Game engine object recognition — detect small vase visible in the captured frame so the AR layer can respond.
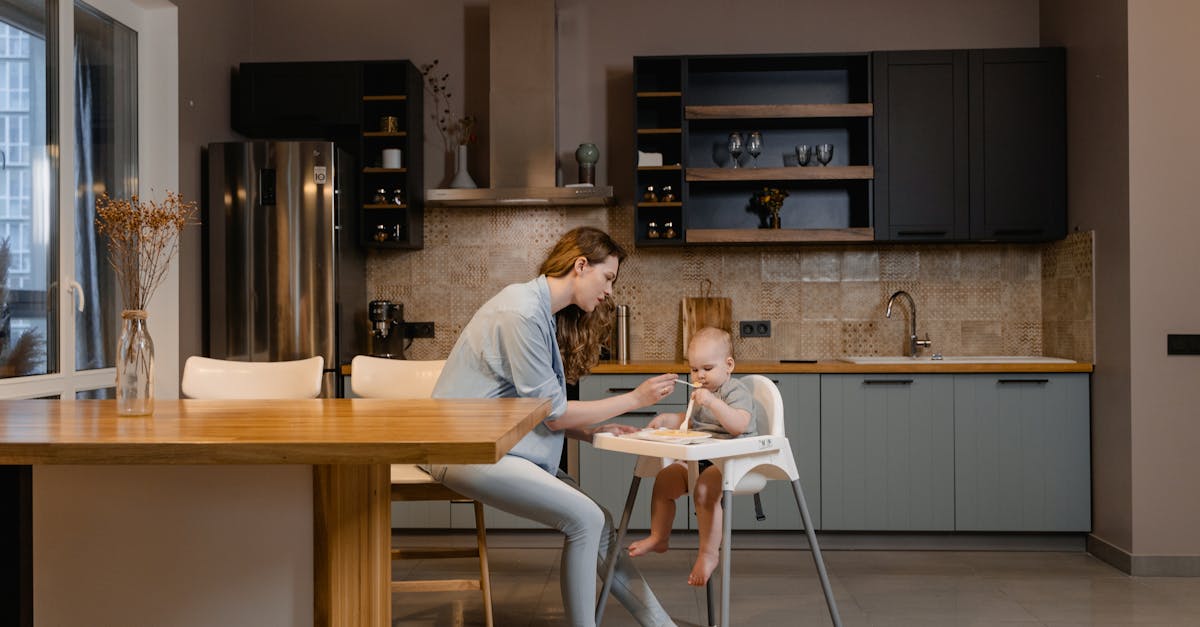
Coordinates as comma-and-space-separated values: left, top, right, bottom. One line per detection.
449, 145, 477, 189
116, 309, 154, 416
770, 209, 782, 229
575, 142, 599, 185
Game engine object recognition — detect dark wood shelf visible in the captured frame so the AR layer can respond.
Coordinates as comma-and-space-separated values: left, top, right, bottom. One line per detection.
362, 95, 408, 102
362, 131, 408, 138
685, 103, 873, 119
638, 165, 682, 171
363, 167, 408, 174
686, 166, 874, 182
637, 201, 682, 207
637, 128, 682, 135
363, 203, 407, 210
637, 91, 682, 98
685, 227, 875, 244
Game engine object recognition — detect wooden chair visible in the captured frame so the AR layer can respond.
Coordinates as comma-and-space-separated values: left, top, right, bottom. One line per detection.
350, 355, 494, 627
181, 356, 324, 399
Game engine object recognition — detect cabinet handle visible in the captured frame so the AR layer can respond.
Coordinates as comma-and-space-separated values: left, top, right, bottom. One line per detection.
607, 387, 636, 393
896, 230, 947, 237
992, 228, 1043, 236
863, 379, 913, 385
998, 378, 1049, 384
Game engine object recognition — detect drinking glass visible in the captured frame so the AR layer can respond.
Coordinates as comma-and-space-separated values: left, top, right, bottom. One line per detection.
728, 132, 744, 168
795, 144, 812, 167
747, 131, 763, 168
815, 143, 834, 166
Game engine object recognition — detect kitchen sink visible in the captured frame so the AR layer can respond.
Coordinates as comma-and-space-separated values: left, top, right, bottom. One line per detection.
839, 355, 1075, 364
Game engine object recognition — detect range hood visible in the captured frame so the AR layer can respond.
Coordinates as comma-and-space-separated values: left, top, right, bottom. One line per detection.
425, 0, 613, 206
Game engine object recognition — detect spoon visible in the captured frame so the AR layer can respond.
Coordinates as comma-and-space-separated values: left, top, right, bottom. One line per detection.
675, 378, 700, 388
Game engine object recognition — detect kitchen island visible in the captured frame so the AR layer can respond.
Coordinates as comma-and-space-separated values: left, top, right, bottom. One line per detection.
0, 398, 550, 627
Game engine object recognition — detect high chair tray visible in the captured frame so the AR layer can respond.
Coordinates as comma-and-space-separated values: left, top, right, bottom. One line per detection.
593, 432, 784, 460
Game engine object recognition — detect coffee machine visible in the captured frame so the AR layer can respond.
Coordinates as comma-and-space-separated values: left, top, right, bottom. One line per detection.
368, 300, 406, 359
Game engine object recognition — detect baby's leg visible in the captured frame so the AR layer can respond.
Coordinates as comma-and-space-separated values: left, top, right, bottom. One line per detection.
688, 465, 724, 586
628, 462, 688, 557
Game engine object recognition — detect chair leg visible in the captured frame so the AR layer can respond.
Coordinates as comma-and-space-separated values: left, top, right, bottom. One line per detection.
705, 576, 717, 627
596, 475, 641, 626
720, 489, 733, 627
790, 479, 842, 627
472, 501, 494, 627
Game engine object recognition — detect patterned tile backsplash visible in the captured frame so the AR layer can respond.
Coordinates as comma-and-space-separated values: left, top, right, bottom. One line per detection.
368, 206, 1094, 363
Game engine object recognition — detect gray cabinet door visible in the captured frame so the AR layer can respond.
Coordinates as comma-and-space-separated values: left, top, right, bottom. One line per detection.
821, 374, 955, 530
579, 375, 689, 531
730, 374, 821, 531
954, 373, 1090, 531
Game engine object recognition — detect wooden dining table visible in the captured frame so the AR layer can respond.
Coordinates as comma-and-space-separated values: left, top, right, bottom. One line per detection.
0, 397, 551, 627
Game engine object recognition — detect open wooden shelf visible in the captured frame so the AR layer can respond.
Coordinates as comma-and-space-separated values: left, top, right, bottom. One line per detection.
637, 201, 682, 208
363, 167, 408, 174
362, 131, 408, 138
637, 128, 682, 135
637, 91, 682, 98
363, 203, 407, 210
638, 165, 682, 171
685, 227, 875, 244
686, 103, 873, 119
362, 95, 408, 102
687, 165, 874, 182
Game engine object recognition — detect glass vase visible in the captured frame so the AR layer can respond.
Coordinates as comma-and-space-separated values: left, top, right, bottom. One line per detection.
116, 309, 155, 416
449, 145, 477, 189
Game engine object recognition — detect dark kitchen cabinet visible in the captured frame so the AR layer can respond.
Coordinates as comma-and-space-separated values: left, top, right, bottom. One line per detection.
873, 48, 1065, 242
232, 60, 425, 250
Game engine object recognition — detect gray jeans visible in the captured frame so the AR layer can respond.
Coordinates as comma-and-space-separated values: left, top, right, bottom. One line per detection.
428, 455, 676, 627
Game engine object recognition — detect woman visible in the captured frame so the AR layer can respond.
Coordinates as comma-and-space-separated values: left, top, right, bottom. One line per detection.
429, 226, 678, 627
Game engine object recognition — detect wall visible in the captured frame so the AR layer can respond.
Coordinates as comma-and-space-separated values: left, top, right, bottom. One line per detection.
1126, 0, 1200, 561
1041, 0, 1133, 561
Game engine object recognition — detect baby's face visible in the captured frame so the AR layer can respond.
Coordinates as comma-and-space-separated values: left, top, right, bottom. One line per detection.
687, 338, 734, 390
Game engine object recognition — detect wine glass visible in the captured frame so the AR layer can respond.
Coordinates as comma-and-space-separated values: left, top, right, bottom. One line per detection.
747, 131, 763, 168
795, 145, 812, 167
815, 143, 834, 166
728, 132, 744, 168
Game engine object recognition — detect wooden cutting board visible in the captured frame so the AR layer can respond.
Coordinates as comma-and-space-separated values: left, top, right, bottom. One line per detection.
681, 280, 732, 358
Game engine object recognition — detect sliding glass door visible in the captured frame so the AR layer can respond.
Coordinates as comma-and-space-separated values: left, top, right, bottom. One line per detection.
0, 0, 177, 399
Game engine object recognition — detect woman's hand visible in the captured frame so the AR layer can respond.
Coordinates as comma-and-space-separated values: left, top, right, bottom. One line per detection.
647, 412, 683, 429
632, 373, 679, 407
593, 423, 639, 436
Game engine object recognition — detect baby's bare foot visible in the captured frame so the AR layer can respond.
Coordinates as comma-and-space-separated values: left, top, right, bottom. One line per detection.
687, 551, 719, 586
627, 536, 669, 557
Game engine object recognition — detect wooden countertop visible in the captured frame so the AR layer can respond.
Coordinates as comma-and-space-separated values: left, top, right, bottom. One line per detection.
0, 398, 551, 465
591, 359, 1094, 374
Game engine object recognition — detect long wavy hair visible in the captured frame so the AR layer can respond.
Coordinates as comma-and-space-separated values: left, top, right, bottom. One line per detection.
539, 226, 627, 383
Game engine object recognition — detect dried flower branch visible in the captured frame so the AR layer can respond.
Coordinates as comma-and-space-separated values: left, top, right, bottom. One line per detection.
95, 191, 196, 312
419, 59, 476, 151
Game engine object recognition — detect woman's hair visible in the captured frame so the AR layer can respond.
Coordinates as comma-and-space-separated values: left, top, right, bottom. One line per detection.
539, 226, 628, 383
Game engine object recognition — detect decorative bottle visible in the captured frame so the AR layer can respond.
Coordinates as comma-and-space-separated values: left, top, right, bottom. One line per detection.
116, 310, 154, 416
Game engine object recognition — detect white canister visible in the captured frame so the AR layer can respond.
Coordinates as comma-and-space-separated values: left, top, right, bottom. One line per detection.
382, 148, 402, 169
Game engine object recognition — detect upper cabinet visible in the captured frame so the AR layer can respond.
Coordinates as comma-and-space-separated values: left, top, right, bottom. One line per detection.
232, 60, 425, 250
873, 48, 1066, 242
633, 54, 875, 246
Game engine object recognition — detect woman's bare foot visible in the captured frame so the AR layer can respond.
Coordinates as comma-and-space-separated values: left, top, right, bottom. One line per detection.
627, 536, 669, 557
687, 551, 720, 586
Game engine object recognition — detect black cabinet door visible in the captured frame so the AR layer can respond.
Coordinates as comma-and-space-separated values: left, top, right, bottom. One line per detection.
968, 48, 1066, 241
232, 62, 362, 137
873, 50, 969, 241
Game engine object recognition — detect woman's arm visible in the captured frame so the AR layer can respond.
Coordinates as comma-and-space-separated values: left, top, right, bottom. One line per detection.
545, 372, 679, 432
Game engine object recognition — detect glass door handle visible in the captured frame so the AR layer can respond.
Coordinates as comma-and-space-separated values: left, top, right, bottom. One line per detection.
66, 279, 85, 312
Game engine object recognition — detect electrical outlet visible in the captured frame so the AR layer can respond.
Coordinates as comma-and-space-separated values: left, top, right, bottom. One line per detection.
739, 320, 771, 338
404, 321, 435, 339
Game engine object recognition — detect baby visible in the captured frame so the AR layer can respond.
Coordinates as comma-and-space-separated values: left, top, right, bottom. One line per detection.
627, 326, 763, 586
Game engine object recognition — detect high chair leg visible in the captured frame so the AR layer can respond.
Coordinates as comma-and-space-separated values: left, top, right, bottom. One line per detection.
719, 489, 733, 627
791, 479, 841, 627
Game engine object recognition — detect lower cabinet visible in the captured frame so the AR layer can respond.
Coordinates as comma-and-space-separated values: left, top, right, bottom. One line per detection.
821, 374, 956, 530
953, 373, 1090, 531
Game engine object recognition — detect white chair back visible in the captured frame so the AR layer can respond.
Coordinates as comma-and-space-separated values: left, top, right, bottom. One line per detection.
350, 356, 446, 399
740, 374, 785, 438
181, 356, 324, 399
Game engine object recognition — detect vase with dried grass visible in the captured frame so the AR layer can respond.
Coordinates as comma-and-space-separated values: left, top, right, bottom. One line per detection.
96, 191, 196, 415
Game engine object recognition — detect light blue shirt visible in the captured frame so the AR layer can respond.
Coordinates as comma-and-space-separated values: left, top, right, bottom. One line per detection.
432, 275, 568, 473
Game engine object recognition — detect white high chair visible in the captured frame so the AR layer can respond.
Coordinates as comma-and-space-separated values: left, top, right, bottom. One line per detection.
593, 374, 841, 627
350, 356, 494, 627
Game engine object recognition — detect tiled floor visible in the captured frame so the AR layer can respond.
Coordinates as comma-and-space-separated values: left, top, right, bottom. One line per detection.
391, 533, 1200, 626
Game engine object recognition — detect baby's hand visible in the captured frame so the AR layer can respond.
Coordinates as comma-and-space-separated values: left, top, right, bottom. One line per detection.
691, 388, 717, 409
647, 413, 683, 429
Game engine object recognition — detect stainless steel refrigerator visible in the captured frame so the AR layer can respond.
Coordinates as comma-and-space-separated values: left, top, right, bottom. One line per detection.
204, 141, 365, 397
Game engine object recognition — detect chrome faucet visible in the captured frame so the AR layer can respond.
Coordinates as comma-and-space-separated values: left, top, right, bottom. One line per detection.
885, 290, 932, 357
